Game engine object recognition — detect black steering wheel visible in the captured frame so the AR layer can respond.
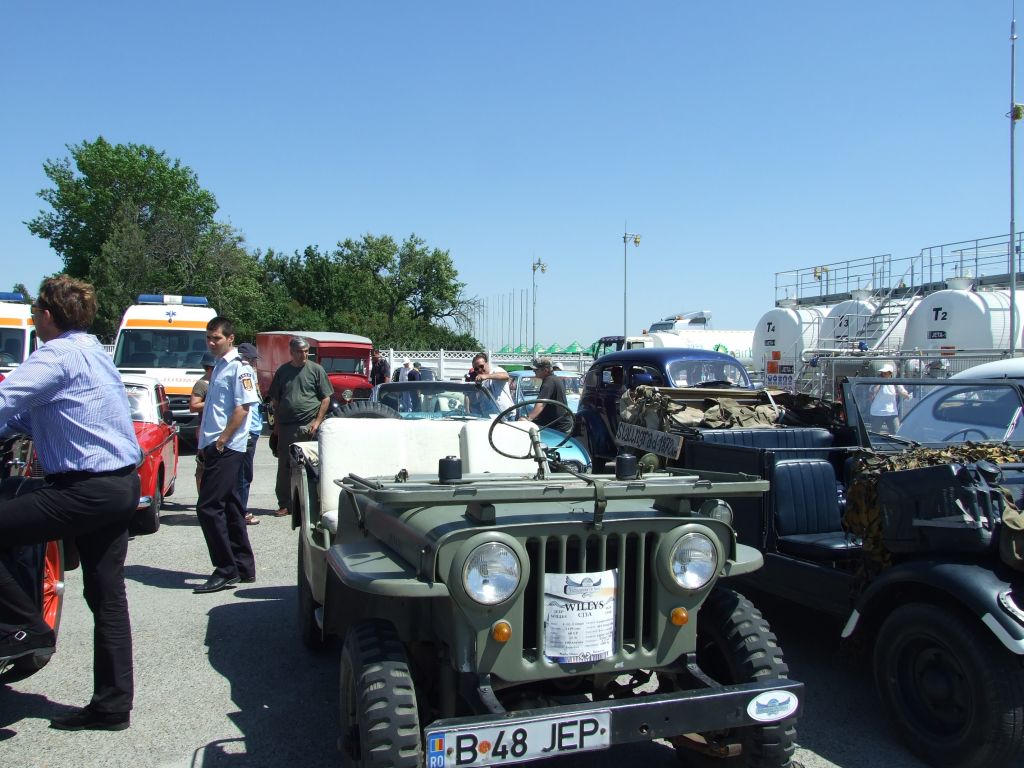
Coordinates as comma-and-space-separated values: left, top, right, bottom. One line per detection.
488, 398, 575, 460
941, 427, 988, 442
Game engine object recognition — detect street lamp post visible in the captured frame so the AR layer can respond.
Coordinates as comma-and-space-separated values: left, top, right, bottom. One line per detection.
623, 230, 641, 338
531, 258, 547, 352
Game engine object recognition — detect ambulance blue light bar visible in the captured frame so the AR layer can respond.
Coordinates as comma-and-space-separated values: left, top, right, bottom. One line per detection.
136, 294, 209, 307
0, 292, 25, 303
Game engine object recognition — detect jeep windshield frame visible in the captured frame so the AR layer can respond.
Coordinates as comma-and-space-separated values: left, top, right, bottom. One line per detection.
844, 376, 1024, 451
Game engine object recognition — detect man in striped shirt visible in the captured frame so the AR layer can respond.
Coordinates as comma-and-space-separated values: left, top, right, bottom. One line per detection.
0, 275, 141, 731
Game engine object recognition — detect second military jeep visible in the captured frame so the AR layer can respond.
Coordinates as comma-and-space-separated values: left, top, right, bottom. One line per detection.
288, 401, 802, 768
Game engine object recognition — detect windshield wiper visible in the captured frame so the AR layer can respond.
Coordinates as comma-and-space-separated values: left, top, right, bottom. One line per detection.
866, 429, 920, 448
1004, 406, 1022, 442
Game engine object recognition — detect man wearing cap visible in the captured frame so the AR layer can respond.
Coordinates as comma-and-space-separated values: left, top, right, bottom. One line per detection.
398, 357, 413, 382
267, 336, 332, 518
189, 351, 216, 491
236, 343, 263, 525
194, 317, 259, 593
521, 357, 572, 432
868, 363, 912, 434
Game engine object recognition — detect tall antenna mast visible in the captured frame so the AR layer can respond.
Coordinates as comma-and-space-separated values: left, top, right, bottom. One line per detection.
1012, 5, 1019, 354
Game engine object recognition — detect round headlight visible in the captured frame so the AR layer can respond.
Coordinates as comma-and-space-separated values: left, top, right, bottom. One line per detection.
341, 389, 354, 401
669, 533, 718, 590
698, 499, 734, 527
463, 542, 521, 605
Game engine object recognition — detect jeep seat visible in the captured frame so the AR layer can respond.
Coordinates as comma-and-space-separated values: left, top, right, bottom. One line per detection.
316, 418, 538, 534
698, 427, 834, 459
772, 458, 860, 562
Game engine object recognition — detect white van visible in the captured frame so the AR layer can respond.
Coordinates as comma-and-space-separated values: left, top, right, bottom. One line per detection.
0, 292, 35, 373
113, 295, 217, 442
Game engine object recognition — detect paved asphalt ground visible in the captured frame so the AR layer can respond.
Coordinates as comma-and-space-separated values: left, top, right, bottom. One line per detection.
0, 439, 1001, 768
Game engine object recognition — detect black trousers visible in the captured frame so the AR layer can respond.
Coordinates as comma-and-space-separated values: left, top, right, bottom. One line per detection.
239, 432, 259, 511
0, 467, 138, 714
196, 446, 255, 580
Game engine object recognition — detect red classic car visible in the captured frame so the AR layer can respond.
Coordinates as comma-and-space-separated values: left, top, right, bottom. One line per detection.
122, 374, 179, 535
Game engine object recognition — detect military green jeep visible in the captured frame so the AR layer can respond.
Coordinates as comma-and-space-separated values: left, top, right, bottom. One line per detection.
289, 404, 803, 768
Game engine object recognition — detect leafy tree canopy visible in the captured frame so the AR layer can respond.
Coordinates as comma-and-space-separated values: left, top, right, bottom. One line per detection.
26, 137, 217, 278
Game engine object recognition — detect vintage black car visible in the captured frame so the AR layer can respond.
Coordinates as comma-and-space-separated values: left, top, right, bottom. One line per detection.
678, 373, 1024, 768
576, 347, 753, 472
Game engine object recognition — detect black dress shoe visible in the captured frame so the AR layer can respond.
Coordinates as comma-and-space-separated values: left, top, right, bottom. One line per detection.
51, 706, 130, 731
0, 628, 55, 662
193, 574, 240, 594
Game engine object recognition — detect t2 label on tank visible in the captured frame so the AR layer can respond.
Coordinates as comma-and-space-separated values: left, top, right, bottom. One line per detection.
426, 710, 611, 766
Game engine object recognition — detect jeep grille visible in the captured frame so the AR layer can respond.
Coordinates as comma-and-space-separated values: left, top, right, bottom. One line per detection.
521, 532, 658, 661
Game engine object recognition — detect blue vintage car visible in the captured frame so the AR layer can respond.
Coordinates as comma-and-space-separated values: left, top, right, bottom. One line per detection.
507, 369, 582, 415
372, 380, 592, 472
575, 347, 753, 471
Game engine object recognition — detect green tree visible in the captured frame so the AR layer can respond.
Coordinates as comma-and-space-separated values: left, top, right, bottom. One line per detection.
26, 137, 218, 278
11, 284, 32, 302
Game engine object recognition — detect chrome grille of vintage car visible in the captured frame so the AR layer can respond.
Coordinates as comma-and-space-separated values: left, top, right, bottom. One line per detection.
521, 532, 659, 662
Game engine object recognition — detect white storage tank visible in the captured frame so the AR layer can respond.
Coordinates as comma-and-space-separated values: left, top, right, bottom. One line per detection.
753, 302, 826, 387
903, 279, 1024, 352
820, 290, 877, 347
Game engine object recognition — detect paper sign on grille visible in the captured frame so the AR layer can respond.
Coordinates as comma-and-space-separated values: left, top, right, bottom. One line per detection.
543, 569, 617, 663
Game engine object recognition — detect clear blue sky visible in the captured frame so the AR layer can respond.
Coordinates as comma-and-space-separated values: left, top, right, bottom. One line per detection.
1, 2, 1017, 349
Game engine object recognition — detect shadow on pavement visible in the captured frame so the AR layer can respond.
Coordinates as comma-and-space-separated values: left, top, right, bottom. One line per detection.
0, 685, 73, 741
125, 563, 208, 589
199, 585, 338, 767
741, 590, 915, 768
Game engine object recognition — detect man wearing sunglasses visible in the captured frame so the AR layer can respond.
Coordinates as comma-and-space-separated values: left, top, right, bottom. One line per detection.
0, 275, 141, 731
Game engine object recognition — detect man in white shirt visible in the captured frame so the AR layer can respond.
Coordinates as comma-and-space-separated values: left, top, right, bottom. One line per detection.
472, 352, 514, 416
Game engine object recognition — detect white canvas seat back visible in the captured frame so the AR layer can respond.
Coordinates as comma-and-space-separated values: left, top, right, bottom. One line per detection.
460, 420, 538, 474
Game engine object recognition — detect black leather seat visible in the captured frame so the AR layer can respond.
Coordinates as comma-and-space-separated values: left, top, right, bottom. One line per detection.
698, 428, 834, 459
772, 459, 860, 562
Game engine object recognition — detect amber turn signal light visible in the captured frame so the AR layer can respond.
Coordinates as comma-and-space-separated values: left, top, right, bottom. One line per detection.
670, 607, 689, 626
491, 621, 513, 643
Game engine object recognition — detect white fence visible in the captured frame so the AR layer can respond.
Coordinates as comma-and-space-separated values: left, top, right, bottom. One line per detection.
382, 349, 594, 379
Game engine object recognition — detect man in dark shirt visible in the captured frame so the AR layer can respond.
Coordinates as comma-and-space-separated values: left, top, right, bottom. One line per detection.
520, 357, 572, 433
370, 348, 391, 386
268, 337, 332, 518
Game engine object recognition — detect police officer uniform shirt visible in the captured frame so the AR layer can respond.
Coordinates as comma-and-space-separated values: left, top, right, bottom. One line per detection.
198, 348, 260, 452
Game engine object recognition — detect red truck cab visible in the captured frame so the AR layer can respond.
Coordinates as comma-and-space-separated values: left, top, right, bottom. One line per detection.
255, 331, 373, 404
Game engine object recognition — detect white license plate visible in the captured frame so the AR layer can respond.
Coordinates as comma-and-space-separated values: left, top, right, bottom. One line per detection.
425, 710, 611, 767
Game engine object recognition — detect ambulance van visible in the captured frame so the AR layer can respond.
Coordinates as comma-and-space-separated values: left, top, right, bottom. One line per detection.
113, 295, 217, 444
0, 292, 35, 373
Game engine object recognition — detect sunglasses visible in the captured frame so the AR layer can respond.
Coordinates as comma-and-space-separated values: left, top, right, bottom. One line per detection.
473, 364, 486, 370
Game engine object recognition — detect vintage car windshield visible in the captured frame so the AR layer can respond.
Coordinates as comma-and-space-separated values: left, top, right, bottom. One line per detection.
847, 378, 1024, 449
666, 360, 750, 388
376, 383, 501, 419
124, 384, 158, 423
316, 355, 366, 374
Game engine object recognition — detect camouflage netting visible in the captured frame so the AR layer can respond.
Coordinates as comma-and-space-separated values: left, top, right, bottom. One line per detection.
844, 443, 1024, 576
618, 386, 784, 432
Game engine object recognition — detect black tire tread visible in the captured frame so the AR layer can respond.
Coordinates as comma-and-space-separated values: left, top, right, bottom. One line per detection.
874, 602, 1024, 768
297, 535, 326, 651
687, 586, 796, 768
341, 619, 421, 768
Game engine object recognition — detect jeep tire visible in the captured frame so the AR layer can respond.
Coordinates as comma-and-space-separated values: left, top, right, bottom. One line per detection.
874, 602, 1024, 768
677, 586, 796, 768
297, 535, 326, 651
339, 619, 422, 768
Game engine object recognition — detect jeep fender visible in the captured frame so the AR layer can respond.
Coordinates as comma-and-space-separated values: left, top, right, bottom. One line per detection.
841, 558, 1024, 655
